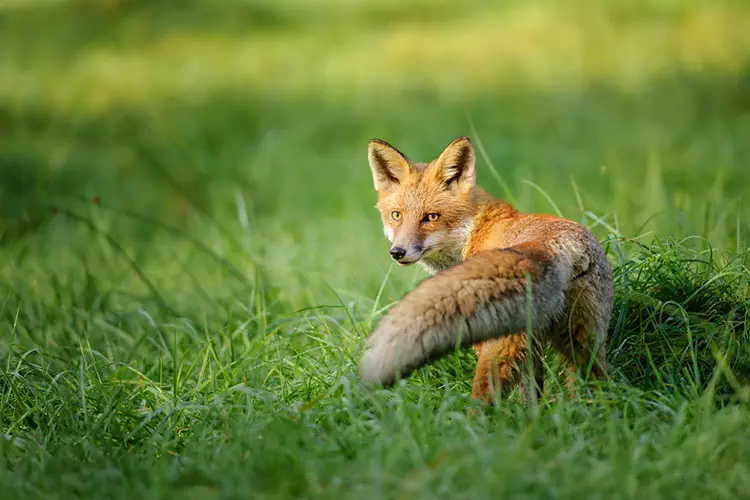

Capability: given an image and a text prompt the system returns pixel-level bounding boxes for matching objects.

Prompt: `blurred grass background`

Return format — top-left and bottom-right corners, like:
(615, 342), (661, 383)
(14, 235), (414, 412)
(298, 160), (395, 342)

(1, 1), (750, 498)
(2, 0), (749, 312)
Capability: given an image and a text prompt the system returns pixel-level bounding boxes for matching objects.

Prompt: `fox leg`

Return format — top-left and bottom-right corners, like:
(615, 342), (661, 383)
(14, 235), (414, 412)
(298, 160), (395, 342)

(552, 305), (609, 396)
(547, 264), (611, 397)
(471, 333), (544, 405)
(552, 333), (607, 397)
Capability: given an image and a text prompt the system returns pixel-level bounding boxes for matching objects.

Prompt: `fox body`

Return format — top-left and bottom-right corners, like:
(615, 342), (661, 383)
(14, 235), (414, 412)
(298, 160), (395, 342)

(359, 137), (613, 402)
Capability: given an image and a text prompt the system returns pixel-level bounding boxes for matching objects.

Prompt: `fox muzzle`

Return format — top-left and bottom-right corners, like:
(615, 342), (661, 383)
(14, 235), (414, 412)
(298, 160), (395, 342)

(389, 243), (423, 264)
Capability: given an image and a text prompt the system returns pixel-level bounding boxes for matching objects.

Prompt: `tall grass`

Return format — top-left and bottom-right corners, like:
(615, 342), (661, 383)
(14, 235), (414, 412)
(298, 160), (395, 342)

(1, 1), (750, 498)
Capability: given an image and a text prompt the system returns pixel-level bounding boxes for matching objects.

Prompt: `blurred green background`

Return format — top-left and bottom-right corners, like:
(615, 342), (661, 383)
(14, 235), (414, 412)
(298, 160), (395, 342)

(2, 2), (750, 497)
(1, 0), (749, 344)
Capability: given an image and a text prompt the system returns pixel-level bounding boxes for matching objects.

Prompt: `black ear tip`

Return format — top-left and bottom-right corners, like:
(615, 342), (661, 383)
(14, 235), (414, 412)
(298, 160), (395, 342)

(368, 139), (410, 163)
(447, 136), (473, 149)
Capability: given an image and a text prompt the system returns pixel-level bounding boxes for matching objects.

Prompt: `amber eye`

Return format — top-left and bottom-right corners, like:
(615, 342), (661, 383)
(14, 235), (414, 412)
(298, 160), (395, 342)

(424, 213), (440, 222)
(391, 211), (402, 221)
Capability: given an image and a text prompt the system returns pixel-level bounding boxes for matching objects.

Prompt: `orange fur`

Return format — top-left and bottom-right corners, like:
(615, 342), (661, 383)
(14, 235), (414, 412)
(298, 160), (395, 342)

(360, 137), (613, 403)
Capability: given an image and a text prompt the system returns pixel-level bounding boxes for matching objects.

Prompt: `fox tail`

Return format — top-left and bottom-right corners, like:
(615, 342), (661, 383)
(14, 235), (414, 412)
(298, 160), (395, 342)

(358, 242), (575, 386)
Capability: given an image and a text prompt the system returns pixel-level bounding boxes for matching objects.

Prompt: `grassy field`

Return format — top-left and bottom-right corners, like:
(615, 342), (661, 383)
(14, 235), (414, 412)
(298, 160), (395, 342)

(1, 0), (750, 498)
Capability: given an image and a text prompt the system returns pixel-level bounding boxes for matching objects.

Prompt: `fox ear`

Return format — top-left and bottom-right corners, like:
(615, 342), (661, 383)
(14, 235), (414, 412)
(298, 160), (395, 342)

(432, 136), (475, 192)
(368, 139), (411, 193)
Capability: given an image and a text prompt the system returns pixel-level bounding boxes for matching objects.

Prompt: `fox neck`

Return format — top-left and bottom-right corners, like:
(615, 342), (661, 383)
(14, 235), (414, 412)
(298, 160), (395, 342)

(417, 187), (485, 275)
(418, 218), (474, 275)
(417, 189), (517, 275)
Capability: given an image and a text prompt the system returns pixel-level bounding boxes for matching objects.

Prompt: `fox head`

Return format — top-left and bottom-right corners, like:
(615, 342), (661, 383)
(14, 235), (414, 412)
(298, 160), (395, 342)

(367, 136), (477, 268)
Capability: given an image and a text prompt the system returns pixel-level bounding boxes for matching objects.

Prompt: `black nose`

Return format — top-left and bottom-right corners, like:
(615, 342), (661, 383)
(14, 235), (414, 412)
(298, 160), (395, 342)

(389, 247), (406, 260)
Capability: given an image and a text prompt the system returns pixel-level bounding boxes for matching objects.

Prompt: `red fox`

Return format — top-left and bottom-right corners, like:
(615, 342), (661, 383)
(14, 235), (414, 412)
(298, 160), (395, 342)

(358, 137), (613, 403)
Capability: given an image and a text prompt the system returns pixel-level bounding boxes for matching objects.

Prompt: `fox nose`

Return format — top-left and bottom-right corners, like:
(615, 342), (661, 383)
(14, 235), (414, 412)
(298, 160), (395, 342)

(389, 247), (406, 261)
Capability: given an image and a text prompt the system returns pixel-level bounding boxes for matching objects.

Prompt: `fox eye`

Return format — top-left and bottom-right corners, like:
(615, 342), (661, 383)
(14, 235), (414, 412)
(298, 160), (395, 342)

(391, 211), (402, 221)
(424, 213), (440, 222)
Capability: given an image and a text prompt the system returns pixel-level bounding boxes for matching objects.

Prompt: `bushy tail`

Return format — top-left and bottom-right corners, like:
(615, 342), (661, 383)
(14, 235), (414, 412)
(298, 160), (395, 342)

(358, 242), (573, 386)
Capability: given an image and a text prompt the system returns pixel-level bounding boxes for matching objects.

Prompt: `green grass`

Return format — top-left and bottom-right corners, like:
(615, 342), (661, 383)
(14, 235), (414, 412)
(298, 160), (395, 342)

(1, 0), (750, 498)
